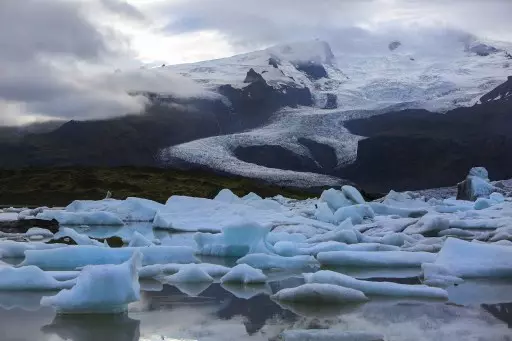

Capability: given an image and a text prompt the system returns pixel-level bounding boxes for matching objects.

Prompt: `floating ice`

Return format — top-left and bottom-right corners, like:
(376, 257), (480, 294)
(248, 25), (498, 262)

(421, 263), (464, 287)
(139, 263), (230, 279)
(194, 220), (272, 257)
(281, 329), (385, 341)
(127, 231), (154, 247)
(220, 264), (268, 284)
(271, 283), (368, 303)
(24, 227), (54, 239)
(304, 270), (447, 299)
(490, 192), (506, 203)
(429, 237), (512, 278)
(342, 185), (366, 205)
(474, 198), (494, 210)
(317, 250), (436, 267)
(0, 240), (65, 258)
(41, 251), (142, 314)
(53, 227), (105, 247)
(333, 204), (374, 224)
(368, 203), (427, 218)
(0, 266), (75, 290)
(37, 210), (124, 226)
(320, 189), (352, 211)
(213, 189), (241, 204)
(267, 232), (307, 245)
(164, 265), (214, 283)
(314, 202), (335, 223)
(307, 219), (360, 244)
(403, 215), (450, 235)
(237, 253), (319, 270)
(66, 197), (163, 222)
(21, 245), (197, 269)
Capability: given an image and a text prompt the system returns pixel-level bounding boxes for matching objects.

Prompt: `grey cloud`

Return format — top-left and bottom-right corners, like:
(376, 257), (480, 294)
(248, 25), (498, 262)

(161, 0), (512, 49)
(0, 0), (209, 125)
(100, 0), (146, 21)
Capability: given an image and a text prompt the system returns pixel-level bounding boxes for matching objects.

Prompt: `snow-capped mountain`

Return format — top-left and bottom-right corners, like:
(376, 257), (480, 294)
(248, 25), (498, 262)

(159, 36), (512, 189)
(169, 37), (512, 112)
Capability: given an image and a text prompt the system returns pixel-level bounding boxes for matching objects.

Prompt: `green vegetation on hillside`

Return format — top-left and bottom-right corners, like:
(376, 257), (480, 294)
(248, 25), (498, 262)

(0, 167), (316, 206)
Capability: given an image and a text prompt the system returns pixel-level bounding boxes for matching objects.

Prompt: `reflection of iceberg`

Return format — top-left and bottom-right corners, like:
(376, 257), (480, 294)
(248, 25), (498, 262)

(221, 283), (272, 299)
(0, 291), (58, 311)
(172, 282), (212, 297)
(274, 299), (364, 318)
(41, 313), (140, 341)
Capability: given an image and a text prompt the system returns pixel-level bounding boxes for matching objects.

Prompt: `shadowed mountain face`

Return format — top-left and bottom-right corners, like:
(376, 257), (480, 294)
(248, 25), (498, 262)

(340, 77), (512, 191)
(0, 69), (313, 168)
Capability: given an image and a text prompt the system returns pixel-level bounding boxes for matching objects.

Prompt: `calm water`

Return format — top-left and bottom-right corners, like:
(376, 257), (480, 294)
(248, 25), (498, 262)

(1, 225), (512, 341)
(1, 278), (511, 341)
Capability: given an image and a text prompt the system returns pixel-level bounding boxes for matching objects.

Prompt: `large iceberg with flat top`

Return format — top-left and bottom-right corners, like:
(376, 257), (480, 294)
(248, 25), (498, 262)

(0, 266), (75, 290)
(427, 237), (512, 278)
(194, 220), (272, 257)
(304, 270), (447, 299)
(66, 197), (163, 222)
(317, 250), (436, 267)
(271, 283), (368, 303)
(37, 210), (124, 226)
(41, 252), (141, 313)
(21, 245), (197, 269)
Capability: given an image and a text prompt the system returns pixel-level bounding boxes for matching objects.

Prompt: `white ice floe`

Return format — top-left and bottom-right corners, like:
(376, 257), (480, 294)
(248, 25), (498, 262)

(421, 263), (464, 287)
(194, 220), (272, 257)
(220, 264), (268, 284)
(37, 210), (124, 226)
(267, 232), (308, 245)
(24, 227), (54, 239)
(428, 237), (512, 278)
(0, 266), (75, 290)
(139, 262), (230, 279)
(271, 283), (368, 303)
(334, 205), (374, 224)
(317, 250), (436, 267)
(320, 188), (353, 211)
(314, 202), (336, 223)
(342, 185), (366, 205)
(307, 219), (360, 244)
(127, 231), (154, 247)
(304, 270), (447, 299)
(164, 264), (214, 283)
(281, 329), (385, 341)
(53, 227), (105, 246)
(236, 253), (319, 270)
(41, 251), (141, 313)
(0, 240), (65, 258)
(66, 197), (163, 222)
(403, 215), (450, 235)
(368, 203), (427, 218)
(213, 189), (242, 204)
(21, 245), (197, 269)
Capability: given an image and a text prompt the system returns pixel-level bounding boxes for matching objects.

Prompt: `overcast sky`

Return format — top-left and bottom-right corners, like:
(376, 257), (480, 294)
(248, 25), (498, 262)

(1, 0), (511, 125)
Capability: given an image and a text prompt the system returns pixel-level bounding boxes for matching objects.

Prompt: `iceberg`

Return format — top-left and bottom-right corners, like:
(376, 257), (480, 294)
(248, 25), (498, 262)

(306, 219), (360, 244)
(220, 264), (268, 284)
(139, 263), (230, 279)
(236, 253), (319, 270)
(314, 202), (335, 223)
(429, 237), (512, 278)
(421, 263), (464, 287)
(66, 197), (163, 222)
(37, 210), (124, 226)
(127, 231), (154, 247)
(213, 189), (241, 204)
(41, 251), (142, 314)
(317, 250), (436, 267)
(341, 185), (366, 205)
(24, 227), (54, 239)
(21, 245), (197, 269)
(403, 215), (450, 235)
(333, 205), (374, 225)
(319, 189), (353, 211)
(0, 240), (65, 258)
(194, 220), (272, 257)
(304, 270), (447, 299)
(164, 265), (214, 283)
(0, 266), (75, 290)
(53, 227), (105, 246)
(368, 203), (427, 218)
(281, 330), (384, 341)
(271, 283), (368, 303)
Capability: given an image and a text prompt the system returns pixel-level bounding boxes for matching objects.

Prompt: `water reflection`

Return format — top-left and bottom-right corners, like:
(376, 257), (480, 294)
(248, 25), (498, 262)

(42, 313), (140, 341)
